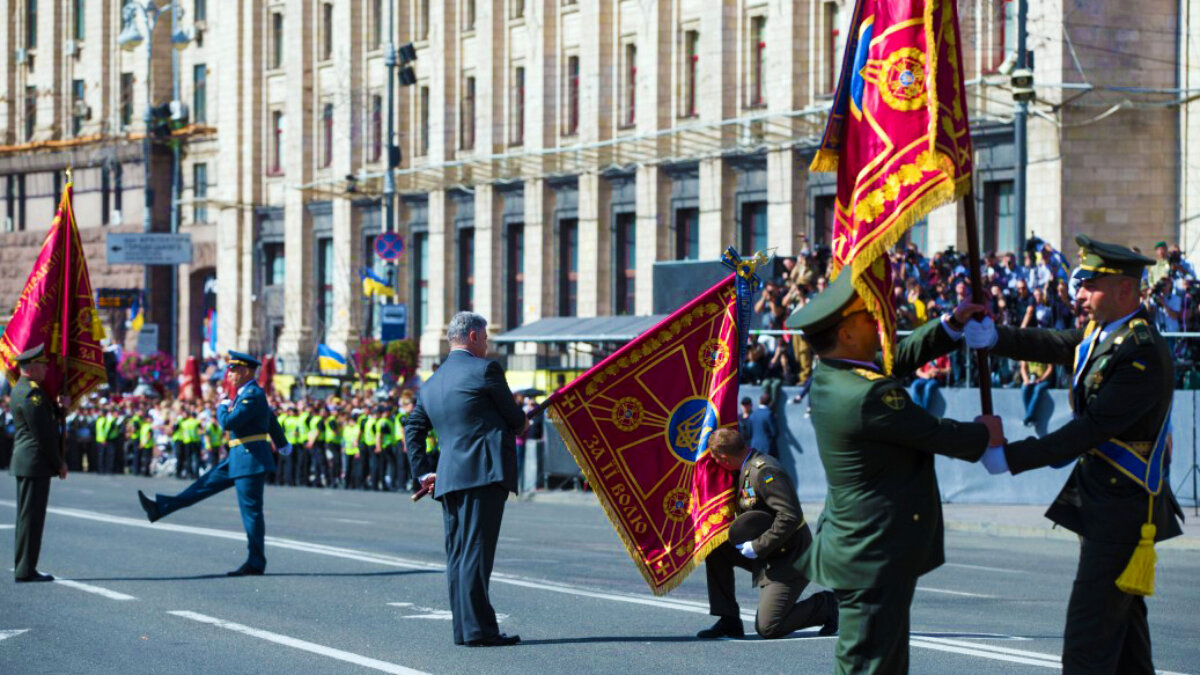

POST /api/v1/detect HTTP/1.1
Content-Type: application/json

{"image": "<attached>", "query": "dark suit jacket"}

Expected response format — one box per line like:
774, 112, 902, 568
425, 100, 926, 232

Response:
736, 451, 809, 587
9, 377, 62, 478
405, 350, 526, 497
745, 406, 777, 457
217, 380, 287, 479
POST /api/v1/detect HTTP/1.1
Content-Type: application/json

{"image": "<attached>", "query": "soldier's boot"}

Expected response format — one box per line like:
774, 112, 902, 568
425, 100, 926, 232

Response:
697, 616, 744, 639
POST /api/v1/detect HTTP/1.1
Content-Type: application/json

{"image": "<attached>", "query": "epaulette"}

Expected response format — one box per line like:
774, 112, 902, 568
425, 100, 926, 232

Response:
1127, 318, 1152, 345
751, 457, 767, 469
853, 368, 884, 381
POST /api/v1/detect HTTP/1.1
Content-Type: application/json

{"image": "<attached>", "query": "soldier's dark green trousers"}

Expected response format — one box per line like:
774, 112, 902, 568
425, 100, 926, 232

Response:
13, 476, 50, 579
705, 542, 836, 639
1062, 538, 1152, 674
833, 578, 917, 675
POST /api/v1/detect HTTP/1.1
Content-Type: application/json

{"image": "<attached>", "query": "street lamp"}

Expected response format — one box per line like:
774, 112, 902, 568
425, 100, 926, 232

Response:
119, 0, 191, 360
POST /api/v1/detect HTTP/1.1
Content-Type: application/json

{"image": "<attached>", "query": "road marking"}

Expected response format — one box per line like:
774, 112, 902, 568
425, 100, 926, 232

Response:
0, 525, 14, 529
910, 638, 1059, 668
916, 586, 996, 598
326, 518, 372, 525
168, 611, 429, 675
0, 629, 29, 642
387, 602, 507, 622
943, 562, 1021, 574
53, 579, 137, 601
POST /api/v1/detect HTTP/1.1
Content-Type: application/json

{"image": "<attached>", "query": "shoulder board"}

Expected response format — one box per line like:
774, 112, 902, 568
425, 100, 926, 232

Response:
1127, 318, 1152, 345
751, 457, 767, 468
853, 368, 884, 382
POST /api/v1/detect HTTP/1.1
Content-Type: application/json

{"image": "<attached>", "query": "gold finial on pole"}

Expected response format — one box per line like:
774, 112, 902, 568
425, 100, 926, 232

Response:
65, 165, 73, 184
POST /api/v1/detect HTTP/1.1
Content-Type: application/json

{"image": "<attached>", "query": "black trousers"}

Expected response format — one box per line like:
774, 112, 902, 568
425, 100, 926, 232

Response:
1062, 538, 1154, 674
14, 476, 51, 579
705, 541, 836, 638
442, 484, 508, 644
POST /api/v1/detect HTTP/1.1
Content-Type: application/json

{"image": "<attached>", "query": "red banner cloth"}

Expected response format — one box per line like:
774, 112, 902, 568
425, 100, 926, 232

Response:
810, 0, 973, 373
545, 275, 740, 595
0, 182, 106, 408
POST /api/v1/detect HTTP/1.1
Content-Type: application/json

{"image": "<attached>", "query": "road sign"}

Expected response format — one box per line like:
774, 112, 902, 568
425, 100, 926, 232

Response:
374, 233, 404, 262
380, 304, 407, 342
106, 233, 194, 266
136, 324, 159, 355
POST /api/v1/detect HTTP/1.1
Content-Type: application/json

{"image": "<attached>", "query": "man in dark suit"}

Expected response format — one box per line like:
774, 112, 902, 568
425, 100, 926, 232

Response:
9, 344, 68, 582
405, 311, 527, 647
137, 351, 289, 576
744, 392, 778, 457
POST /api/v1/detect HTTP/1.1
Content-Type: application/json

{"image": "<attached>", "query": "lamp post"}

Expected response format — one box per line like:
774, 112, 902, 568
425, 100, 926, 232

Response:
118, 0, 190, 359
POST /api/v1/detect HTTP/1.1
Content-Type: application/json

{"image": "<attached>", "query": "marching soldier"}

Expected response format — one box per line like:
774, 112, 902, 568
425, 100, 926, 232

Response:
785, 273, 1002, 673
9, 344, 68, 583
697, 428, 838, 640
966, 234, 1185, 674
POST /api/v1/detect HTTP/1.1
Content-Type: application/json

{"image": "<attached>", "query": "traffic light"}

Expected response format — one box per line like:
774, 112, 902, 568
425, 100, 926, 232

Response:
1011, 68, 1035, 103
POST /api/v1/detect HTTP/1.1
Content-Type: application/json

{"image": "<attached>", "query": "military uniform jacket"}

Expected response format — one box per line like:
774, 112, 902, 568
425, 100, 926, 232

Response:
9, 377, 63, 478
992, 309, 1183, 544
799, 319, 991, 590
217, 380, 287, 479
737, 451, 811, 587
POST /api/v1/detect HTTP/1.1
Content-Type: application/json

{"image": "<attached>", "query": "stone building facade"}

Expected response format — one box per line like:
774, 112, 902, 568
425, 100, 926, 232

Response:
0, 0, 1191, 373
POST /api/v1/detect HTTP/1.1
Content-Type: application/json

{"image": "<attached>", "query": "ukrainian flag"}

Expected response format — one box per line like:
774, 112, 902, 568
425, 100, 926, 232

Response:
129, 295, 145, 332
361, 268, 395, 297
318, 344, 347, 374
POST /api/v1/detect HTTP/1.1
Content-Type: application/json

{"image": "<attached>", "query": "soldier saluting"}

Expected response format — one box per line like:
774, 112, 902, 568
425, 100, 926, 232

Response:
967, 234, 1185, 674
9, 344, 68, 583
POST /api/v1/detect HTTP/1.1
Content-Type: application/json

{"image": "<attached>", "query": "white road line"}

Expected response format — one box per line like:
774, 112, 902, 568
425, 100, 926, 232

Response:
915, 586, 996, 598
168, 611, 429, 675
943, 562, 1021, 574
916, 636, 1061, 661
0, 524, 14, 529
910, 638, 1059, 668
0, 629, 30, 642
53, 579, 137, 601
326, 518, 373, 525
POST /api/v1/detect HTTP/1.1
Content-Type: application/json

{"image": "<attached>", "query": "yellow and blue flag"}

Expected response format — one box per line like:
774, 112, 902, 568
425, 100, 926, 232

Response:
361, 268, 395, 297
129, 294, 145, 333
318, 344, 347, 374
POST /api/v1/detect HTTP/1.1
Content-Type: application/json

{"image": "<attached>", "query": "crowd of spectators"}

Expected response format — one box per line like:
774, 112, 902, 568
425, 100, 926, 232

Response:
740, 235, 1200, 402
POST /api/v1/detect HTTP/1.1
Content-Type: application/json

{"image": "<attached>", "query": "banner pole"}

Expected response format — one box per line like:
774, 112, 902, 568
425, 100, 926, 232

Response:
59, 180, 72, 460
963, 191, 994, 415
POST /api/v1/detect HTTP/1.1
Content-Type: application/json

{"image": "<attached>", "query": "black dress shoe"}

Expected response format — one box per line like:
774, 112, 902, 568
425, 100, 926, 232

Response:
465, 633, 521, 647
226, 564, 265, 577
137, 490, 160, 523
697, 616, 744, 639
818, 592, 840, 637
15, 572, 55, 583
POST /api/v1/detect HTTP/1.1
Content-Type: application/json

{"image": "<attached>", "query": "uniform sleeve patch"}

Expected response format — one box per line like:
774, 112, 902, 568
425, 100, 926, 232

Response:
764, 474, 775, 484
880, 388, 907, 410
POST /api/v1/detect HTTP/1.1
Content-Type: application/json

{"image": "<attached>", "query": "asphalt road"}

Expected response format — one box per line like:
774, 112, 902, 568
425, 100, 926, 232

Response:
2, 474, 1198, 674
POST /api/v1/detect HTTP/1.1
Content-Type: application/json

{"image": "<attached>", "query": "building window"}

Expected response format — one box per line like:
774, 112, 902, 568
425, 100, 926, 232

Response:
371, 0, 383, 48
824, 2, 843, 94
506, 223, 525, 327
24, 86, 36, 141
991, 0, 1016, 71
683, 30, 699, 117
749, 15, 766, 106
464, 0, 476, 31
73, 0, 85, 41
623, 43, 637, 126
120, 72, 134, 128
414, 231, 429, 329
26, 0, 37, 49
458, 227, 475, 311
317, 237, 334, 338
263, 242, 285, 286
984, 180, 1018, 254
511, 0, 525, 19
321, 102, 336, 166
370, 94, 383, 162
193, 163, 208, 224
418, 0, 430, 40
193, 64, 207, 123
813, 195, 835, 245
71, 79, 85, 136
321, 3, 333, 60
5, 176, 15, 230
270, 110, 285, 174
565, 55, 580, 135
675, 207, 699, 260
271, 12, 284, 69
558, 218, 578, 316
195, 0, 206, 22
461, 76, 476, 150
511, 66, 525, 145
614, 213, 636, 315
418, 85, 430, 156
740, 201, 767, 254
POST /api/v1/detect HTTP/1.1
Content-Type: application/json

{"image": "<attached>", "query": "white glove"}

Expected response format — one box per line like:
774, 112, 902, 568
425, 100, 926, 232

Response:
217, 399, 232, 409
737, 541, 757, 559
279, 444, 293, 457
981, 445, 1009, 475
964, 316, 998, 350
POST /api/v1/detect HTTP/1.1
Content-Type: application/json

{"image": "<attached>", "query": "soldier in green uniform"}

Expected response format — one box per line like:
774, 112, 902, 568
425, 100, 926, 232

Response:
786, 273, 1003, 673
9, 344, 68, 583
965, 234, 1184, 675
697, 428, 838, 640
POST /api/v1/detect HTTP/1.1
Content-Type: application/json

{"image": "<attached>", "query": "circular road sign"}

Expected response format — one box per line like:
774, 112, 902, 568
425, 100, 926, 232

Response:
375, 233, 405, 261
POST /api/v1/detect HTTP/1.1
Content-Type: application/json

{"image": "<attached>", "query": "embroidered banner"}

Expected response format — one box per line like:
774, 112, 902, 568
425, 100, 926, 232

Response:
810, 0, 973, 372
546, 275, 740, 594
0, 181, 107, 408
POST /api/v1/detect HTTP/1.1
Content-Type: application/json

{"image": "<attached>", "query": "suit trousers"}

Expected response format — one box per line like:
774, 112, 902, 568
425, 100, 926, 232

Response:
833, 579, 917, 675
1062, 538, 1153, 674
705, 541, 835, 638
13, 476, 51, 579
441, 483, 508, 644
155, 459, 268, 571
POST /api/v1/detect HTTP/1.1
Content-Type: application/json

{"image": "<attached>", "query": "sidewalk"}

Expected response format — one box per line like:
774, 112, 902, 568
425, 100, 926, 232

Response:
523, 490, 1200, 551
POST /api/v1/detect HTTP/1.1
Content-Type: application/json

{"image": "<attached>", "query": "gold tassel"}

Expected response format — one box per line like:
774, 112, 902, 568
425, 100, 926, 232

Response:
809, 149, 840, 173
1116, 496, 1157, 597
